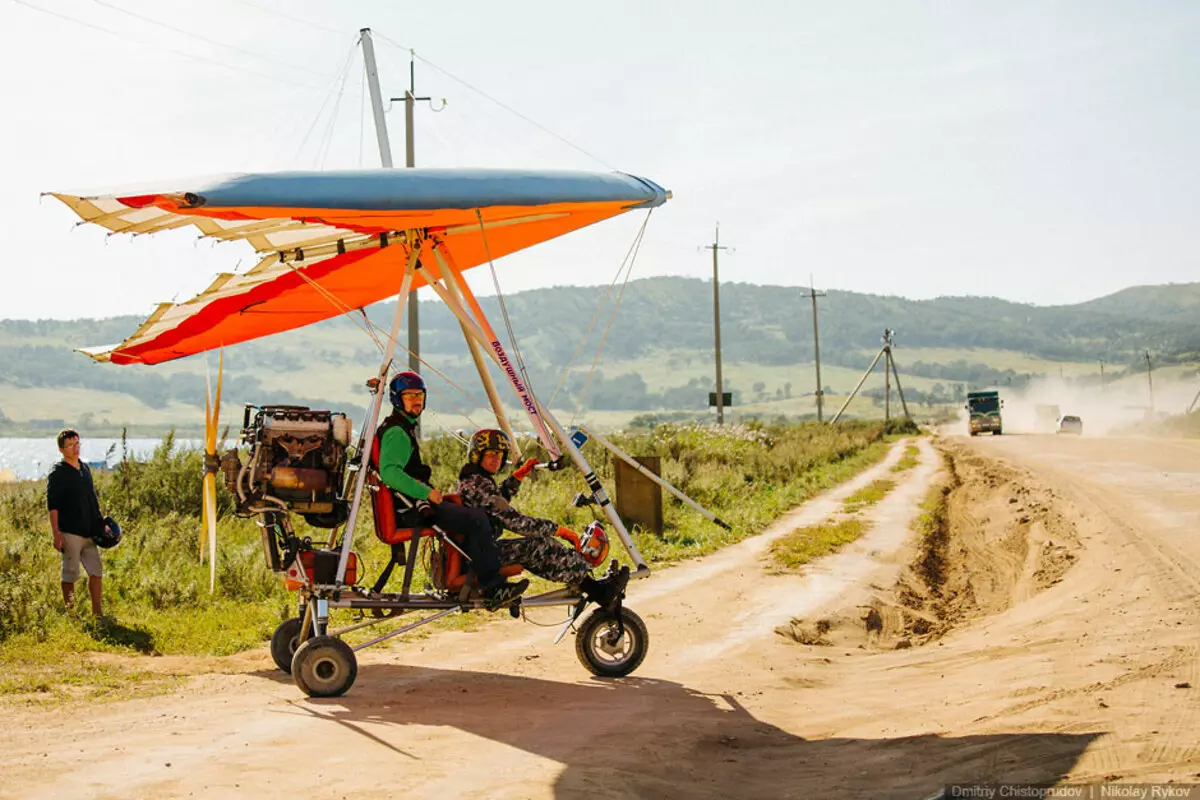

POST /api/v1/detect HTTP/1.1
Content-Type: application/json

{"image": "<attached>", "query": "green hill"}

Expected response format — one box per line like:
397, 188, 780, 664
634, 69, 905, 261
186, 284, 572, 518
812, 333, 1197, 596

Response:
1, 277, 1198, 434
1068, 282, 1200, 327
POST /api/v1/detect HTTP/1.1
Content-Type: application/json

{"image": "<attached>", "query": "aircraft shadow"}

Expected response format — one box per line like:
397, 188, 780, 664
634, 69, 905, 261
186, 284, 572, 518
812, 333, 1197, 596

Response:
290, 663, 1102, 800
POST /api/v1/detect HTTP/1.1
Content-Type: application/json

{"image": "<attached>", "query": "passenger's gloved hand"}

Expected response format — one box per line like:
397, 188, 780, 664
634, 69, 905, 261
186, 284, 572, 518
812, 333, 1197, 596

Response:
554, 526, 581, 550
512, 459, 538, 482
416, 501, 437, 523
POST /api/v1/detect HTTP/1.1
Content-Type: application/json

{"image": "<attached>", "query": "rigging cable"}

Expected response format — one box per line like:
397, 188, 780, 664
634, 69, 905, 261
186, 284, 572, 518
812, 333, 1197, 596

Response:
280, 261, 488, 415
547, 211, 653, 409
375, 32, 615, 172
293, 36, 359, 165
358, 56, 367, 168
571, 211, 652, 425
474, 209, 541, 412
315, 42, 357, 169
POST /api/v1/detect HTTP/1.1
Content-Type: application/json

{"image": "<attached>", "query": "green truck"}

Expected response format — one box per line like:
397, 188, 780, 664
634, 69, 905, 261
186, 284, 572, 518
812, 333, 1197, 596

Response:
966, 390, 1003, 436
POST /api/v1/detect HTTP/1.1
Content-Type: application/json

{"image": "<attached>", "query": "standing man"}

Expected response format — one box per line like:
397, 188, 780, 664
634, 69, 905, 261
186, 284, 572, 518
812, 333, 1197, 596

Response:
47, 429, 104, 616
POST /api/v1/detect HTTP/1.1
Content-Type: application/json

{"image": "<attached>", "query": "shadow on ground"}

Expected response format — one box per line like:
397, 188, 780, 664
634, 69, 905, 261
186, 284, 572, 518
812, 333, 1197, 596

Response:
86, 617, 156, 654
278, 663, 1102, 799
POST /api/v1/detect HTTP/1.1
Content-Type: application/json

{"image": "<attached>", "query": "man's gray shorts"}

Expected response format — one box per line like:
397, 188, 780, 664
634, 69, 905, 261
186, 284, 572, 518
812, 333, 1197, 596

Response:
61, 532, 102, 582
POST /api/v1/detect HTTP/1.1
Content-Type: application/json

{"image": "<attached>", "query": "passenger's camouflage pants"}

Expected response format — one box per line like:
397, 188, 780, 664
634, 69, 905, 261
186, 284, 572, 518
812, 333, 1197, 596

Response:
497, 536, 592, 585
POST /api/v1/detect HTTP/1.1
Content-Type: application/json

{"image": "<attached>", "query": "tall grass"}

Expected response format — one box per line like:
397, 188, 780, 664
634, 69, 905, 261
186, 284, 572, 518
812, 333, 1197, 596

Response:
0, 419, 914, 675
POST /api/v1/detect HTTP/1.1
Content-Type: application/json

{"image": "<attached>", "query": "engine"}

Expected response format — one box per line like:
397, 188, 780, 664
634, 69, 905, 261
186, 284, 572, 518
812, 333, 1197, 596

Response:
221, 405, 353, 528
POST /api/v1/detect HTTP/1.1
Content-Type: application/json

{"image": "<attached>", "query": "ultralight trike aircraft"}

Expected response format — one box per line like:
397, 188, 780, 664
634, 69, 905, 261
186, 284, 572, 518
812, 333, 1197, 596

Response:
50, 168, 676, 697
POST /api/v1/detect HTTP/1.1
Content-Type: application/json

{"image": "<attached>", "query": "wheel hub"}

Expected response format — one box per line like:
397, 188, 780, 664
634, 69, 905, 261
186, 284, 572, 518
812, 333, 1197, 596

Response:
597, 626, 627, 657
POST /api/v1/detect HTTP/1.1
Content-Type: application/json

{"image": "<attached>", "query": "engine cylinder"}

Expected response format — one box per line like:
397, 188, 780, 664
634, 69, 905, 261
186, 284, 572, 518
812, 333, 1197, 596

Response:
268, 467, 329, 492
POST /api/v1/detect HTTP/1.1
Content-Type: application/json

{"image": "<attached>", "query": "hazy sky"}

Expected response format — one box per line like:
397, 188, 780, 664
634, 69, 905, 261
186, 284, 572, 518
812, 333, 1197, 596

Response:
1, 0, 1197, 321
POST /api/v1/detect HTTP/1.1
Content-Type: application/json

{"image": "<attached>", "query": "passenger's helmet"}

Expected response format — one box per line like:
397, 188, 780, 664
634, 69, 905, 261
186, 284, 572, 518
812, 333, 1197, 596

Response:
92, 516, 122, 549
579, 521, 610, 567
468, 428, 511, 471
389, 371, 426, 414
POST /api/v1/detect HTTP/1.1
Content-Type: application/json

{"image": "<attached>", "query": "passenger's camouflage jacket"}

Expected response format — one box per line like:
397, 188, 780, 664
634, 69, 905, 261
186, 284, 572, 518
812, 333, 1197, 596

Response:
456, 463, 558, 539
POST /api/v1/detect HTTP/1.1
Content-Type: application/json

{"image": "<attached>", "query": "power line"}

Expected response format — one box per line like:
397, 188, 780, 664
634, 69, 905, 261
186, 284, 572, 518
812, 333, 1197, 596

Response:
374, 32, 617, 171
226, 0, 349, 36
90, 0, 333, 79
9, 0, 342, 94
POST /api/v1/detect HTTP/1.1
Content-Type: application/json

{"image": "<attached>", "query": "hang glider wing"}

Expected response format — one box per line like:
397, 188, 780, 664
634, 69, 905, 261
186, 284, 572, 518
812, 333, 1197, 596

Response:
50, 168, 670, 365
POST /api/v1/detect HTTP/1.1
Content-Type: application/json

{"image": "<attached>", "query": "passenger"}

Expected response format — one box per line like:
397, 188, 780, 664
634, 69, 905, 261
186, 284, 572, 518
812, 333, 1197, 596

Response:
456, 429, 629, 609
377, 373, 528, 608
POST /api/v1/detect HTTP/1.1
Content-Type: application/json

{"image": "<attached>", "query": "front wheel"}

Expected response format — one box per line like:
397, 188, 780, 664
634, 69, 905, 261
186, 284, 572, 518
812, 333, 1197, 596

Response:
270, 617, 305, 673
575, 607, 649, 678
291, 636, 358, 698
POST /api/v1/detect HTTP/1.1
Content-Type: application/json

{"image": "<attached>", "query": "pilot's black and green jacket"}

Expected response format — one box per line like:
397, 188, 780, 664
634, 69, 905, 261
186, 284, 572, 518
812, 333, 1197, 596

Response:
377, 410, 433, 501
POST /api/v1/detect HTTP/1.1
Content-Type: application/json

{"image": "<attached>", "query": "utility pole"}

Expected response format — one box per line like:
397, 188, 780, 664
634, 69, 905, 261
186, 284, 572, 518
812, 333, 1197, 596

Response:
703, 224, 732, 425
1099, 359, 1105, 388
392, 50, 438, 379
830, 327, 910, 424
886, 330, 911, 421
362, 30, 444, 436
1145, 350, 1155, 412
808, 277, 826, 422
884, 331, 891, 422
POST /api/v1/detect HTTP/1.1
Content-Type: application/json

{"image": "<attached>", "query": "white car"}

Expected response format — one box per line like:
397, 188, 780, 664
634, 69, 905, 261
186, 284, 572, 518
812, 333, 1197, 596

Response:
1057, 415, 1083, 435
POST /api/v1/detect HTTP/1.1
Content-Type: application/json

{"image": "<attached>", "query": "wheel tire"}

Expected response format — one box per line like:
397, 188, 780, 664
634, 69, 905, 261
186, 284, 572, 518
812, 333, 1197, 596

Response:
270, 617, 304, 673
575, 606, 649, 678
291, 635, 358, 698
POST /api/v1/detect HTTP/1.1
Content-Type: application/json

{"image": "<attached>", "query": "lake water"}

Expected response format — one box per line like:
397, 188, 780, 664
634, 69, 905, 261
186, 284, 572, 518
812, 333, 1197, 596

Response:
0, 438, 204, 481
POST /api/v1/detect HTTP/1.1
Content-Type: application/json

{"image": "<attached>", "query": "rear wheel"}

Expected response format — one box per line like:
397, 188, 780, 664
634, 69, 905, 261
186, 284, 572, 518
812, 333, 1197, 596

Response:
575, 607, 649, 678
291, 636, 357, 698
270, 617, 304, 673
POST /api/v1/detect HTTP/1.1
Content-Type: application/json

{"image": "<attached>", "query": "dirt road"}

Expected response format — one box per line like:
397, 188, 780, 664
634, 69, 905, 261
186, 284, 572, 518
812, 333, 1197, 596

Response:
2, 434, 1198, 799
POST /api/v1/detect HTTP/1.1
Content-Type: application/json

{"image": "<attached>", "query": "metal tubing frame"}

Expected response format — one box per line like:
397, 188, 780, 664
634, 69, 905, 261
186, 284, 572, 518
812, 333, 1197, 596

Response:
335, 238, 420, 584
328, 585, 580, 612
535, 403, 650, 575
416, 244, 650, 573
425, 247, 522, 457
352, 607, 459, 651
342, 589, 586, 653
830, 345, 886, 424
359, 29, 394, 169
432, 240, 560, 456
579, 425, 731, 530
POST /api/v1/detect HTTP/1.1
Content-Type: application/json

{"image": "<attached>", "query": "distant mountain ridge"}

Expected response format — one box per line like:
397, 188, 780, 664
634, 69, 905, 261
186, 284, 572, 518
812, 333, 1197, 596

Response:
1, 277, 1197, 428
1067, 282, 1200, 325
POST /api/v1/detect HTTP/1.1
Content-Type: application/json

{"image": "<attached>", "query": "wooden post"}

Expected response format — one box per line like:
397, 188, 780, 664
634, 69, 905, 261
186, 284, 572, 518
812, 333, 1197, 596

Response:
614, 455, 663, 536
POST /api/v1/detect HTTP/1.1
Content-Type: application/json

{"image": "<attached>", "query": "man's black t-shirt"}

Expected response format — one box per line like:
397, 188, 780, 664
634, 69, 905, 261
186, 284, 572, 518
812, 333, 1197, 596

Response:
46, 461, 102, 538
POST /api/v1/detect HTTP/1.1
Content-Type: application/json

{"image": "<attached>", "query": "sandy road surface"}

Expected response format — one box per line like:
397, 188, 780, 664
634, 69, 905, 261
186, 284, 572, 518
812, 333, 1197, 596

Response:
2, 434, 1198, 799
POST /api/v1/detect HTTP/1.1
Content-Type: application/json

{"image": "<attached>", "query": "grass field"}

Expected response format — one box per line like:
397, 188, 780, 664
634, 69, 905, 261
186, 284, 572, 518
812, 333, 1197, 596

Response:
0, 420, 916, 703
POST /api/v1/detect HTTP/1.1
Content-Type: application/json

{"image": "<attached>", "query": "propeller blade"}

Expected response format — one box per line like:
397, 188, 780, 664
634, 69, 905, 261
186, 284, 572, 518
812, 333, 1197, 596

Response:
202, 365, 212, 564
207, 351, 223, 592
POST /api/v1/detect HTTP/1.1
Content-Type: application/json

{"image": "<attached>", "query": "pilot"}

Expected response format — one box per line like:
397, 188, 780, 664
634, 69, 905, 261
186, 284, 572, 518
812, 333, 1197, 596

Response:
376, 372, 528, 608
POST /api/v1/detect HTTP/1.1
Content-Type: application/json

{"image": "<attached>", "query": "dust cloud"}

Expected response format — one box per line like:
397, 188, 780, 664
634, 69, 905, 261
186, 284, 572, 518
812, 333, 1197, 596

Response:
955, 373, 1200, 436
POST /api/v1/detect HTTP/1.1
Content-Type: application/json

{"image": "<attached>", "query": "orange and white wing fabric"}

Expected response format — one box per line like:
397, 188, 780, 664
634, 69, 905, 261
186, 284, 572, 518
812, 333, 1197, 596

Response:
47, 168, 670, 365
